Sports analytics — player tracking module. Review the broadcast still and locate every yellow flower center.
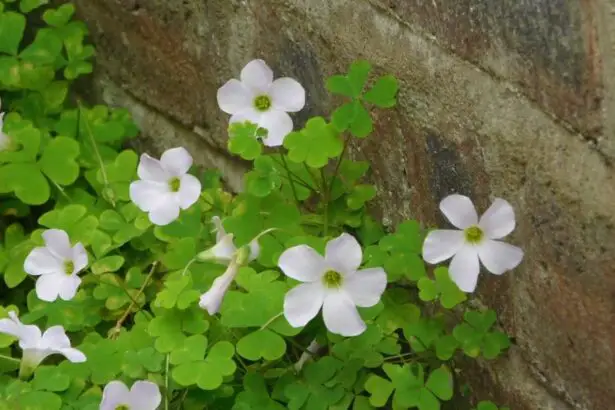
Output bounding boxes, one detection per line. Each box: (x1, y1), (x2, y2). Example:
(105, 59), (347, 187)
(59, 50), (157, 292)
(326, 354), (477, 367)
(464, 225), (484, 244)
(253, 95), (271, 111)
(64, 260), (74, 275)
(115, 406), (130, 410)
(322, 270), (343, 289)
(168, 177), (181, 192)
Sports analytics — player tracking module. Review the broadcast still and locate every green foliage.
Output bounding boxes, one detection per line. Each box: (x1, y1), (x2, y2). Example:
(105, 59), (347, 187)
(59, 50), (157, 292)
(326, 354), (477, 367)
(0, 7), (512, 408)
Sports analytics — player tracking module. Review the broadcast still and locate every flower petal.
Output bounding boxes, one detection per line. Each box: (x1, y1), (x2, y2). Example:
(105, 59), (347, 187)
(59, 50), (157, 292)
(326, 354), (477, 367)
(270, 77), (306, 112)
(422, 230), (465, 264)
(100, 381), (131, 410)
(58, 275), (81, 301)
(439, 194), (478, 229)
(211, 216), (227, 242)
(24, 247), (62, 276)
(478, 240), (524, 275)
(41, 325), (71, 349)
(322, 292), (366, 337)
(448, 246), (480, 293)
(59, 347), (86, 363)
(177, 174), (201, 209)
(1, 312), (42, 349)
(325, 233), (362, 274)
(72, 243), (88, 273)
(129, 380), (162, 410)
(160, 147), (193, 176)
(148, 197), (180, 226)
(0, 312), (24, 340)
(479, 198), (516, 239)
(229, 107), (262, 125)
(217, 78), (254, 114)
(42, 229), (72, 260)
(343, 267), (387, 307)
(240, 59), (273, 92)
(137, 153), (169, 182)
(35, 274), (63, 302)
(258, 110), (293, 147)
(199, 262), (239, 315)
(129, 180), (169, 212)
(278, 245), (326, 282)
(283, 282), (325, 328)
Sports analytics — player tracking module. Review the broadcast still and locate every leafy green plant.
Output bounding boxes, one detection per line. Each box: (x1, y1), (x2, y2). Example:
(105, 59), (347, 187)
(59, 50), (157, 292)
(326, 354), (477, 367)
(0, 3), (521, 409)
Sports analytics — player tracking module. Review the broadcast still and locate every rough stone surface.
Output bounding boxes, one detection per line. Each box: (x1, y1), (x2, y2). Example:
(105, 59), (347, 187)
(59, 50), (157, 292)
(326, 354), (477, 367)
(71, 0), (615, 409)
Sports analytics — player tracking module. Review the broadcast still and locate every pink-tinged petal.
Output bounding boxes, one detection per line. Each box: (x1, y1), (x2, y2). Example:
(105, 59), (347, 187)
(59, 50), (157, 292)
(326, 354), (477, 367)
(325, 233), (363, 275)
(137, 153), (169, 182)
(283, 282), (325, 328)
(59, 347), (86, 363)
(448, 246), (480, 293)
(478, 240), (524, 275)
(278, 245), (326, 282)
(24, 247), (62, 276)
(41, 325), (71, 349)
(147, 197), (180, 226)
(422, 230), (465, 264)
(270, 77), (306, 112)
(42, 229), (72, 259)
(439, 194), (478, 229)
(199, 262), (240, 315)
(129, 380), (162, 410)
(322, 292), (366, 337)
(217, 79), (254, 114)
(100, 381), (131, 410)
(35, 274), (63, 302)
(177, 174), (201, 210)
(343, 267), (387, 307)
(71, 243), (88, 273)
(479, 198), (516, 239)
(258, 110), (293, 147)
(129, 180), (169, 212)
(160, 147), (193, 177)
(58, 275), (81, 301)
(240, 59), (273, 92)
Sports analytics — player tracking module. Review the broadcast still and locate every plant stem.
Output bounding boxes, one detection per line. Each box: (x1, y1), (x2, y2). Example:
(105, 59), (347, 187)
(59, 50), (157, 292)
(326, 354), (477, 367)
(78, 102), (115, 207)
(320, 168), (329, 236)
(111, 262), (158, 335)
(280, 154), (300, 206)
(0, 353), (20, 364)
(164, 354), (170, 410)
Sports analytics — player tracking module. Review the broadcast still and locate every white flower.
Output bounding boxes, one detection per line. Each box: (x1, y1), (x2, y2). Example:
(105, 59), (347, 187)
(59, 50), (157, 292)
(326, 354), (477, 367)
(197, 217), (273, 315)
(0, 311), (86, 377)
(422, 194), (524, 293)
(217, 59), (305, 147)
(129, 147), (202, 226)
(100, 380), (161, 410)
(278, 233), (387, 337)
(24, 229), (88, 302)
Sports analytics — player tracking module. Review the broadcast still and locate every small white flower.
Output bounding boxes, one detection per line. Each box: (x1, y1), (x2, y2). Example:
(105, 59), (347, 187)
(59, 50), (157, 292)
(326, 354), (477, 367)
(129, 147), (202, 226)
(0, 311), (86, 376)
(279, 233), (387, 337)
(24, 229), (88, 302)
(197, 217), (273, 315)
(217, 59), (305, 147)
(422, 194), (524, 293)
(100, 380), (161, 410)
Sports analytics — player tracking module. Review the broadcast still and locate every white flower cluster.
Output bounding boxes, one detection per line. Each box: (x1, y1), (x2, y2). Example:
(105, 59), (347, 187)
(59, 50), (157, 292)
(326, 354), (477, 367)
(0, 59), (523, 410)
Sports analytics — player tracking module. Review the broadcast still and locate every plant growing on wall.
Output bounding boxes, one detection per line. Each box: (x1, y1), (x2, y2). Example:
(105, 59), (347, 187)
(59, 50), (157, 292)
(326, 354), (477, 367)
(0, 2), (518, 409)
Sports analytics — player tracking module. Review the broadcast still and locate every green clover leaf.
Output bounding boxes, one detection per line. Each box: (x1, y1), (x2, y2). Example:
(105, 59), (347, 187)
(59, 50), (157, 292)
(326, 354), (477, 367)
(237, 329), (287, 361)
(364, 75), (399, 108)
(32, 366), (70, 392)
(417, 267), (467, 308)
(42, 4), (75, 27)
(39, 136), (80, 186)
(284, 357), (346, 410)
(284, 117), (343, 168)
(0, 11), (26, 55)
(172, 341), (236, 390)
(453, 310), (510, 359)
(326, 60), (371, 98)
(228, 121), (263, 160)
(234, 373), (287, 410)
(245, 155), (283, 197)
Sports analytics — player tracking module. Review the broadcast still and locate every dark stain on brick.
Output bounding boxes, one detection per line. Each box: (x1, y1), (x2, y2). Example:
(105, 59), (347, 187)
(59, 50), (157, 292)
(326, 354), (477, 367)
(424, 132), (475, 224)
